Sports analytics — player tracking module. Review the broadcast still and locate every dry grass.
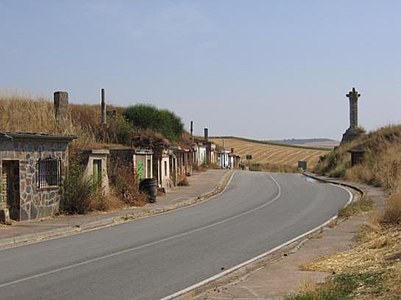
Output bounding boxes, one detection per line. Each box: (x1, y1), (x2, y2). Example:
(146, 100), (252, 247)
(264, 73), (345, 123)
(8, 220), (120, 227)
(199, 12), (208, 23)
(338, 195), (373, 219)
(211, 137), (329, 169)
(0, 93), (100, 148)
(382, 188), (401, 225)
(0, 94), (59, 133)
(0, 93), (141, 151)
(300, 223), (401, 299)
(88, 192), (125, 212)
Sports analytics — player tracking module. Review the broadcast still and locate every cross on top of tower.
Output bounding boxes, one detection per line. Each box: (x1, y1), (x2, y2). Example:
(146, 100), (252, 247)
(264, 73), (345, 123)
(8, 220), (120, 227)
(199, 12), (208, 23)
(346, 87), (361, 100)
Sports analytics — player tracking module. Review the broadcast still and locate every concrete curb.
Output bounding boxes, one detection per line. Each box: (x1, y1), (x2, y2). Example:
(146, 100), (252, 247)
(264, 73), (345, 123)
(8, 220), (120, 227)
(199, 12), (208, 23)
(303, 172), (365, 197)
(0, 170), (235, 249)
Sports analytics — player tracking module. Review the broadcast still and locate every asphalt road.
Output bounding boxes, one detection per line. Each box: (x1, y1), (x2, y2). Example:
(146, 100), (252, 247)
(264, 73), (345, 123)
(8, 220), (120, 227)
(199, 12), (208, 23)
(0, 172), (350, 300)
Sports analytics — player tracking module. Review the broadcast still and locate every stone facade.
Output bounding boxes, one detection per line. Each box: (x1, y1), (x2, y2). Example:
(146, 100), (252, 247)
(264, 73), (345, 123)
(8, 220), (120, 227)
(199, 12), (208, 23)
(0, 133), (75, 222)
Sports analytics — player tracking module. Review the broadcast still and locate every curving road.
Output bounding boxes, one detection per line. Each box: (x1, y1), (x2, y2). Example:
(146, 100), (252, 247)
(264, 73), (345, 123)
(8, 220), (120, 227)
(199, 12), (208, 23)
(0, 172), (350, 299)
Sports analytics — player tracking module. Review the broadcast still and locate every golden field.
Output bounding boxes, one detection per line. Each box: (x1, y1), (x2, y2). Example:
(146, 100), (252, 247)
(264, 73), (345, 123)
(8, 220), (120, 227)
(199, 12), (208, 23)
(211, 137), (330, 168)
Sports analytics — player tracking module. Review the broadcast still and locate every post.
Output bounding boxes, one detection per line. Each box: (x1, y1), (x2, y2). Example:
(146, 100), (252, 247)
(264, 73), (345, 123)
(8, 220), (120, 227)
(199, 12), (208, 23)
(101, 88), (106, 125)
(190, 121), (193, 142)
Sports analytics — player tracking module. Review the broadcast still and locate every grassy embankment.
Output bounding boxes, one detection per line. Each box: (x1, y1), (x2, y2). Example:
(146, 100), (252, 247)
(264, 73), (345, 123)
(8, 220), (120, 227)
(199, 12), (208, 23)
(286, 125), (401, 299)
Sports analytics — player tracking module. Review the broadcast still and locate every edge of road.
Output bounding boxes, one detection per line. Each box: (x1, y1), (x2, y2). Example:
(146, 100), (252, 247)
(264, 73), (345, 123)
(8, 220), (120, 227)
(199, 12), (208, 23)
(0, 170), (235, 249)
(168, 172), (364, 300)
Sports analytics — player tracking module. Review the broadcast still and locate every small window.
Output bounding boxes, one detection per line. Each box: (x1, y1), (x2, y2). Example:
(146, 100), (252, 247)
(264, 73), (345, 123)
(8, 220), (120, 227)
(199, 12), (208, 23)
(164, 161), (167, 176)
(37, 158), (61, 188)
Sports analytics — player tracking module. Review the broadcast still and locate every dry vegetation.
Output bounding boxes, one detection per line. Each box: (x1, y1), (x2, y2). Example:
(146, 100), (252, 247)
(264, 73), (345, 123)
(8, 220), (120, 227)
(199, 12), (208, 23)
(0, 93), (59, 133)
(211, 137), (330, 169)
(287, 125), (401, 299)
(0, 93), (102, 149)
(0, 93), (154, 213)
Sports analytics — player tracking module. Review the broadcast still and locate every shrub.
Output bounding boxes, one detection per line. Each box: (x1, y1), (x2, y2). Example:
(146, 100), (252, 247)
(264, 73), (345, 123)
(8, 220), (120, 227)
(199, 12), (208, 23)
(338, 195), (373, 218)
(249, 163), (262, 171)
(62, 161), (96, 214)
(329, 165), (347, 178)
(106, 114), (135, 145)
(177, 177), (189, 186)
(124, 104), (184, 142)
(382, 188), (401, 224)
(108, 158), (147, 206)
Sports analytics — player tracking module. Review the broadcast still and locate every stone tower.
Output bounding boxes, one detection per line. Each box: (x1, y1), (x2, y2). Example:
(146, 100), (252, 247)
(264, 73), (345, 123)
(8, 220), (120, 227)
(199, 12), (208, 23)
(341, 87), (363, 144)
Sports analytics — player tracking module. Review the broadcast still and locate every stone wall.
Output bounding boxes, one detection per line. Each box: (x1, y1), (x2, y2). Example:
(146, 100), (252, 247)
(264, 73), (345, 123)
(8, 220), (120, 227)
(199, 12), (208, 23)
(0, 138), (70, 221)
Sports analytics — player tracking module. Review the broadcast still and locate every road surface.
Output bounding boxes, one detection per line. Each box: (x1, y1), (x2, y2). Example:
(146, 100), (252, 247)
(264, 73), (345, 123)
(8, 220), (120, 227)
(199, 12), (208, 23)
(0, 172), (350, 299)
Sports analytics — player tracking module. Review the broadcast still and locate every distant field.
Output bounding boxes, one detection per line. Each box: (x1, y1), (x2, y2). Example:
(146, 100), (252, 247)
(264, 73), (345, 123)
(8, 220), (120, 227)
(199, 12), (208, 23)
(269, 138), (339, 149)
(211, 137), (331, 168)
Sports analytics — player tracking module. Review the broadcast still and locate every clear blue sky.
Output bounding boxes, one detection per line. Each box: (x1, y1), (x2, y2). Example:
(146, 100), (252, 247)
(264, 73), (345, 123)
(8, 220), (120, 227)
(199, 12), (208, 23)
(1, 0), (400, 140)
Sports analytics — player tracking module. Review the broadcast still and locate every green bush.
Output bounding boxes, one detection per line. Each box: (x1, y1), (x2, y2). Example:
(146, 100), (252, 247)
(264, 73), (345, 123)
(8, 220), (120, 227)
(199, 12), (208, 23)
(249, 163), (262, 171)
(124, 104), (184, 142)
(61, 161), (96, 214)
(107, 114), (134, 145)
(329, 165), (347, 178)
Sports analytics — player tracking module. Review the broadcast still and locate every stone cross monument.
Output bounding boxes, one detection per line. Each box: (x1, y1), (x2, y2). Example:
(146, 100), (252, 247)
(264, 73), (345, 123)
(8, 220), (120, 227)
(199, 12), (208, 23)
(341, 87), (363, 144)
(347, 87), (360, 129)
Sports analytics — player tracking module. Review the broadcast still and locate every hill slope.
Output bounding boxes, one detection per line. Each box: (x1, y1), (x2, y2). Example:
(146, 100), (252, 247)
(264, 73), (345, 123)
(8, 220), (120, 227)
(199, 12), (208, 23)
(211, 137), (330, 168)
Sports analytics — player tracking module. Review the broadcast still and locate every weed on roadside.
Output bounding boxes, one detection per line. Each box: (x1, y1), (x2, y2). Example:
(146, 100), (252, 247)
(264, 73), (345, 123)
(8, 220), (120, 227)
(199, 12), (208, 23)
(285, 272), (384, 300)
(338, 195), (373, 218)
(178, 177), (189, 186)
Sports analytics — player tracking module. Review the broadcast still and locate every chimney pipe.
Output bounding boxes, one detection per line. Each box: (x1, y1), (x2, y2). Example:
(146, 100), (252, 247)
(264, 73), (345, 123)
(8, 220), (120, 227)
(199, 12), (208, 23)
(204, 128), (208, 142)
(101, 88), (106, 125)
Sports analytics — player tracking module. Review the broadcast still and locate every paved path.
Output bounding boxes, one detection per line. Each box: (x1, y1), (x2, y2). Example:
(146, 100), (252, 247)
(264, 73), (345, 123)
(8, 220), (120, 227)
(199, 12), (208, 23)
(0, 169), (229, 249)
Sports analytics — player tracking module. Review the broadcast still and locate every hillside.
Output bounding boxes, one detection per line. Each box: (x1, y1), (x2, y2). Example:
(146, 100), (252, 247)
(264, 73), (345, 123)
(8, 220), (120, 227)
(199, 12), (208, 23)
(210, 137), (330, 168)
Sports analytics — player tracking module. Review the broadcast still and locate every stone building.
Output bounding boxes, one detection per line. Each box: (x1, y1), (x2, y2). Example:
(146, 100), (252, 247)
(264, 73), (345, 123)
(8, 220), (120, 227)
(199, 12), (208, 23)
(0, 132), (75, 223)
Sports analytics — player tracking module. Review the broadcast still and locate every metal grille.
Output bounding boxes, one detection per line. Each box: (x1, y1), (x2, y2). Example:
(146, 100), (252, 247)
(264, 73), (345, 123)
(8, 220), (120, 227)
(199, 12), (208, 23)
(37, 158), (61, 188)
